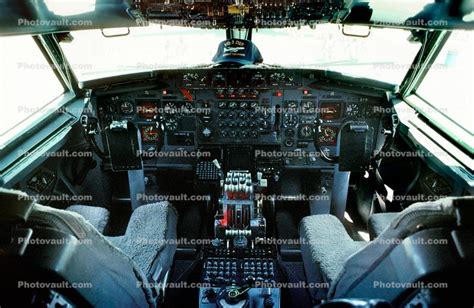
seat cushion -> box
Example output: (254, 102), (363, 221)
(107, 202), (178, 275)
(299, 214), (366, 300)
(26, 203), (154, 307)
(368, 212), (398, 239)
(66, 205), (110, 234)
(328, 197), (470, 300)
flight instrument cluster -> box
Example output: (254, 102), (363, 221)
(93, 69), (392, 170)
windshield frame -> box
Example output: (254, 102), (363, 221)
(58, 24), (423, 86)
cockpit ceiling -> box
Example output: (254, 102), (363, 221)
(0, 0), (473, 36)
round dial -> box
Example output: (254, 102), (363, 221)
(141, 125), (160, 142)
(299, 124), (313, 139)
(164, 118), (178, 131)
(318, 126), (338, 145)
(284, 128), (295, 137)
(119, 101), (134, 114)
(284, 138), (295, 147)
(301, 101), (316, 113)
(183, 73), (197, 83)
(183, 73), (206, 84)
(283, 113), (298, 128)
(346, 103), (360, 117)
(180, 102), (194, 116)
(285, 101), (298, 111)
(137, 102), (157, 119)
(270, 72), (285, 84)
(164, 102), (179, 116)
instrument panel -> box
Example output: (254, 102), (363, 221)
(94, 69), (390, 169)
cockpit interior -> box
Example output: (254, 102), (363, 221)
(0, 0), (473, 307)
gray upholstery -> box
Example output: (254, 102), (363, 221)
(0, 188), (178, 307)
(328, 197), (462, 299)
(299, 197), (474, 302)
(66, 205), (110, 234)
(299, 214), (367, 299)
(25, 203), (154, 307)
(107, 202), (178, 275)
(367, 212), (398, 239)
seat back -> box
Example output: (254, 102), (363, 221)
(0, 188), (155, 307)
(329, 197), (474, 306)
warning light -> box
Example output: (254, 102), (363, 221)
(274, 91), (283, 97)
(303, 89), (310, 95)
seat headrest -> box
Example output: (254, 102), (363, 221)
(0, 188), (35, 224)
(389, 196), (473, 234)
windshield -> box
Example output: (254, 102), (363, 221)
(61, 24), (421, 85)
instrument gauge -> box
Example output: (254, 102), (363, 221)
(183, 73), (196, 83)
(164, 102), (179, 116)
(119, 101), (134, 115)
(299, 124), (313, 139)
(285, 101), (298, 111)
(283, 113), (298, 128)
(301, 101), (316, 113)
(137, 101), (157, 119)
(320, 102), (342, 120)
(346, 103), (360, 117)
(183, 73), (207, 85)
(181, 102), (194, 116)
(269, 72), (284, 84)
(141, 125), (160, 142)
(285, 128), (295, 137)
(318, 126), (338, 145)
(164, 118), (178, 131)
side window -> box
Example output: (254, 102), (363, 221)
(0, 35), (65, 148)
(415, 31), (473, 151)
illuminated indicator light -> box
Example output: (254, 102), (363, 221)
(180, 88), (193, 101)
(220, 211), (228, 227)
(303, 89), (310, 95)
(162, 90), (168, 95)
(276, 91), (283, 97)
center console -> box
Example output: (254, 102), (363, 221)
(199, 169), (281, 308)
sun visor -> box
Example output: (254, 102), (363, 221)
(0, 0), (142, 37)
